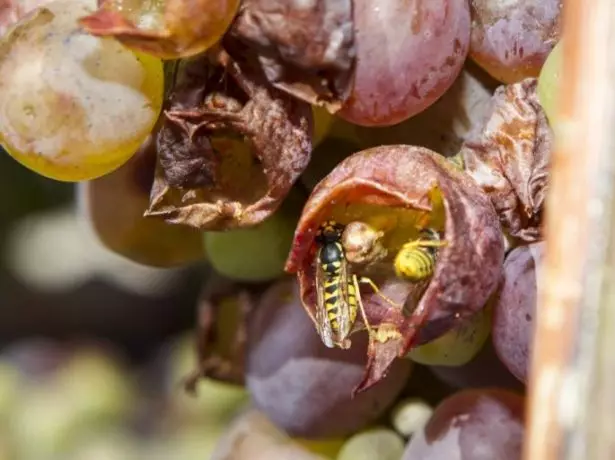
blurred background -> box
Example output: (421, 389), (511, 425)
(0, 148), (239, 460)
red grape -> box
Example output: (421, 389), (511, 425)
(338, 0), (470, 127)
(402, 388), (525, 460)
(492, 243), (544, 383)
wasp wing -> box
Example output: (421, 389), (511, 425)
(315, 247), (336, 348)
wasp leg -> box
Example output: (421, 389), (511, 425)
(356, 276), (403, 309)
(352, 274), (375, 339)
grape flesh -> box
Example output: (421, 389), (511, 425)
(246, 279), (412, 438)
(470, 0), (562, 83)
(537, 40), (562, 126)
(402, 388), (525, 460)
(492, 243), (543, 384)
(0, 0), (163, 182)
(339, 0), (470, 127)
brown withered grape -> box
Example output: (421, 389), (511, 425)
(492, 242), (543, 384)
(286, 145), (504, 393)
(246, 279), (412, 438)
(470, 0), (562, 83)
(402, 388), (525, 460)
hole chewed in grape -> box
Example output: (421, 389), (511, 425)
(246, 279), (411, 438)
(492, 242), (543, 384)
(402, 388), (525, 460)
(459, 78), (552, 243)
(79, 0), (240, 59)
(470, 0), (562, 84)
(145, 49), (313, 230)
(285, 145), (504, 395)
(229, 0), (355, 114)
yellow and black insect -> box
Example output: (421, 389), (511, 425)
(314, 220), (393, 349)
(394, 228), (447, 282)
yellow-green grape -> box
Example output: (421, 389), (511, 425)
(0, 0), (163, 182)
(407, 305), (492, 366)
(312, 106), (358, 147)
(147, 426), (226, 460)
(67, 430), (141, 460)
(537, 40), (562, 127)
(296, 438), (346, 459)
(336, 428), (405, 460)
(390, 398), (434, 438)
(204, 208), (297, 282)
(0, 361), (22, 424)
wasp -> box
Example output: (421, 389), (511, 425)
(314, 220), (397, 349)
(394, 228), (447, 282)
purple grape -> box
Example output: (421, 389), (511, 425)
(402, 388), (525, 460)
(246, 279), (412, 438)
(492, 243), (544, 383)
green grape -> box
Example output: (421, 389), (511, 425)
(538, 40), (563, 126)
(407, 305), (492, 366)
(204, 207), (298, 282)
(0, 0), (163, 182)
(337, 428), (405, 460)
(390, 398), (433, 438)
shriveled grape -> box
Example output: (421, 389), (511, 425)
(492, 243), (543, 384)
(470, 0), (562, 83)
(339, 0), (470, 126)
(537, 41), (562, 126)
(402, 389), (525, 460)
(246, 279), (412, 438)
(0, 0), (163, 182)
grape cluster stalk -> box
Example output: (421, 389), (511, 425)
(0, 0), (563, 458)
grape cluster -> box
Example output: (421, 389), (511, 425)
(0, 0), (563, 457)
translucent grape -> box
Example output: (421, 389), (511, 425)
(337, 428), (405, 460)
(492, 243), (543, 384)
(537, 41), (562, 126)
(246, 279), (412, 438)
(470, 0), (562, 83)
(0, 0), (163, 182)
(204, 204), (298, 282)
(407, 305), (492, 366)
(402, 389), (525, 460)
(339, 0), (470, 127)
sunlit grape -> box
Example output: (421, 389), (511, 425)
(402, 389), (525, 460)
(0, 0), (163, 181)
(537, 41), (562, 126)
(407, 305), (492, 366)
(470, 0), (562, 83)
(338, 0), (470, 126)
(337, 428), (405, 460)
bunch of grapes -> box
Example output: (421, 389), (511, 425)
(0, 0), (565, 457)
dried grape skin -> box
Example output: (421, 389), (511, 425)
(338, 0), (471, 127)
(246, 279), (412, 438)
(469, 0), (563, 83)
(402, 388), (525, 460)
(492, 243), (543, 384)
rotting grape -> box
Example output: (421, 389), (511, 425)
(406, 304), (492, 367)
(204, 200), (299, 283)
(337, 428), (405, 460)
(402, 388), (525, 460)
(339, 0), (471, 126)
(0, 0), (163, 182)
(246, 279), (411, 438)
(492, 242), (543, 384)
(469, 0), (562, 83)
(77, 135), (205, 268)
(537, 40), (562, 126)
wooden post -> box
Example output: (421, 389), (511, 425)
(524, 0), (615, 458)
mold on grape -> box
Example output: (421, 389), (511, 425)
(79, 0), (240, 59)
(459, 78), (551, 243)
(285, 145), (504, 394)
(228, 0), (355, 113)
(144, 48), (313, 230)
